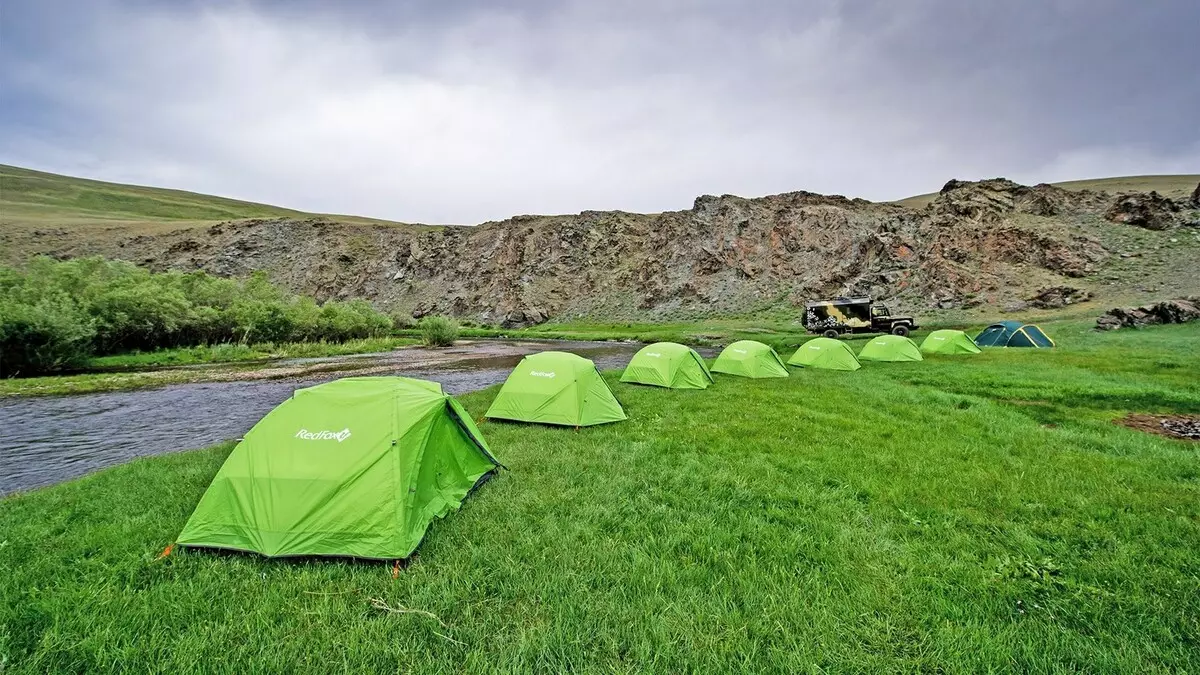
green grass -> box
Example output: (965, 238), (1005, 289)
(892, 174), (1200, 209)
(2, 323), (1198, 671)
(0, 164), (409, 228)
(0, 164), (303, 223)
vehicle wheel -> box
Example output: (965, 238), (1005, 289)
(891, 324), (910, 337)
(823, 329), (840, 339)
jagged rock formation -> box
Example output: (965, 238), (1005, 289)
(8, 177), (1200, 325)
(1096, 297), (1200, 330)
(1105, 191), (1181, 230)
(1027, 286), (1093, 309)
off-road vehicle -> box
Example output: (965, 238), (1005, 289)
(804, 297), (918, 338)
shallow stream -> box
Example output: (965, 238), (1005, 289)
(0, 340), (642, 495)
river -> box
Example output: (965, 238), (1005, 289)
(0, 340), (644, 496)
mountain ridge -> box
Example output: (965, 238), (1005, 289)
(3, 166), (1198, 326)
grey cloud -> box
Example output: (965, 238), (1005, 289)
(0, 0), (1196, 223)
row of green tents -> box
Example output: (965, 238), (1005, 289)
(175, 321), (1054, 562)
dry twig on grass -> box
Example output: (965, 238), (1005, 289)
(367, 597), (449, 628)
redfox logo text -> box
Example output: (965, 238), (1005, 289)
(295, 428), (352, 442)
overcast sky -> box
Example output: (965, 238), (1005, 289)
(2, 0), (1198, 223)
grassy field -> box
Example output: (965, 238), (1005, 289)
(1, 320), (1197, 671)
(0, 164), (303, 224)
(893, 174), (1200, 209)
(0, 164), (407, 228)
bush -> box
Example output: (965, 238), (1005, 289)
(419, 315), (458, 347)
(0, 257), (395, 376)
(0, 294), (96, 377)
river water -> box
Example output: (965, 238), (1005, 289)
(0, 340), (643, 496)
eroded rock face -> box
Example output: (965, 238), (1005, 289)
(1105, 192), (1180, 230)
(934, 178), (1107, 221)
(1191, 181), (1200, 207)
(1096, 297), (1200, 330)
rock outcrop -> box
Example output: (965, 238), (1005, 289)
(7, 177), (1194, 325)
(1096, 297), (1200, 330)
(1105, 192), (1180, 230)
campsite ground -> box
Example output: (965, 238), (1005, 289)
(1, 320), (1197, 672)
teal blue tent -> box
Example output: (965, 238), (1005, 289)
(974, 321), (1055, 348)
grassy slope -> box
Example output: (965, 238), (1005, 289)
(1, 321), (1198, 672)
(0, 164), (406, 228)
(893, 174), (1200, 209)
(0, 164), (303, 223)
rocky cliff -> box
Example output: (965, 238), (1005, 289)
(8, 178), (1200, 325)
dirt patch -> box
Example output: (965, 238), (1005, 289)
(1117, 414), (1200, 441)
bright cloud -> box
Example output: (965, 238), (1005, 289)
(1, 0), (1197, 222)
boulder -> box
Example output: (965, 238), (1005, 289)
(499, 307), (549, 329)
(1095, 296), (1200, 330)
(1105, 192), (1180, 230)
(1027, 286), (1093, 309)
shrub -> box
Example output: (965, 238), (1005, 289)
(0, 257), (395, 376)
(0, 295), (96, 377)
(419, 315), (458, 347)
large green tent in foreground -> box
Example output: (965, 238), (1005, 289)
(787, 337), (862, 371)
(177, 377), (499, 560)
(858, 334), (924, 362)
(486, 351), (627, 427)
(621, 342), (714, 389)
(711, 340), (789, 378)
(920, 329), (982, 355)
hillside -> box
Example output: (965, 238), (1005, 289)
(0, 165), (304, 224)
(0, 165), (403, 228)
(3, 166), (1198, 326)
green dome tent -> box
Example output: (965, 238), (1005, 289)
(974, 320), (1055, 348)
(920, 329), (982, 355)
(711, 340), (789, 378)
(176, 377), (499, 560)
(485, 351), (627, 427)
(787, 337), (862, 371)
(858, 334), (923, 362)
(621, 342), (715, 389)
